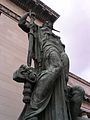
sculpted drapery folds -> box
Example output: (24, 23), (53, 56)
(13, 11), (85, 120)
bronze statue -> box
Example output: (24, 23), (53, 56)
(13, 11), (85, 120)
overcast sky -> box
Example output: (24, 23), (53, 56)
(41, 0), (90, 82)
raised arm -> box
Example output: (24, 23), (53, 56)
(18, 12), (30, 33)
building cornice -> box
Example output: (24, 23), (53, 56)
(10, 0), (60, 23)
(0, 4), (20, 22)
(69, 72), (90, 102)
(69, 72), (90, 87)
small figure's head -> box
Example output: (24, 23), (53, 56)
(71, 86), (85, 100)
(43, 21), (53, 29)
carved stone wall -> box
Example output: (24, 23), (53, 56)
(0, 12), (27, 120)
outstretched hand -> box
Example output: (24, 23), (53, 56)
(28, 10), (36, 19)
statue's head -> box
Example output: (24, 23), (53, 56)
(43, 21), (53, 29)
(71, 86), (85, 100)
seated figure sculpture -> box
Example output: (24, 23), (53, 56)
(13, 11), (85, 120)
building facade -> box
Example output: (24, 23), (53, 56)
(0, 0), (90, 120)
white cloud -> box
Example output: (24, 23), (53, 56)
(80, 67), (90, 82)
(41, 0), (72, 15)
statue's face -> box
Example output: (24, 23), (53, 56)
(44, 21), (53, 29)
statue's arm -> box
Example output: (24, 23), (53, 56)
(61, 52), (69, 83)
(18, 12), (30, 33)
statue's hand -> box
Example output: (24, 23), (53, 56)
(13, 64), (37, 83)
(27, 69), (37, 83)
(13, 66), (26, 83)
(28, 10), (36, 19)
